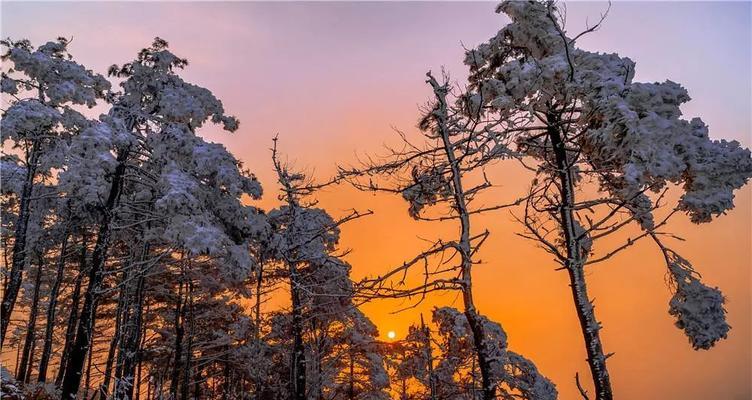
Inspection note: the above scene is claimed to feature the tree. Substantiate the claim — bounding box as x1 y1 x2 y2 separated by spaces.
268 137 373 400
385 308 555 400
343 71 555 400
460 1 752 398
58 37 262 399
387 315 436 399
0 37 109 345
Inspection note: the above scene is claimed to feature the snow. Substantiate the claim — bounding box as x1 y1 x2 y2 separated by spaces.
1 100 61 142
667 251 730 350
431 307 557 400
4 38 110 107
401 167 452 219
0 156 26 195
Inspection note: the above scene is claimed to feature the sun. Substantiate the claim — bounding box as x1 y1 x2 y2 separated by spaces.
387 330 396 340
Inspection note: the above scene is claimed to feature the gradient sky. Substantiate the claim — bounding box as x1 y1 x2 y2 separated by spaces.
2 2 750 399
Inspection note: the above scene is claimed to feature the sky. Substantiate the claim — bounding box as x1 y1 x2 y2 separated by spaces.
2 1 751 399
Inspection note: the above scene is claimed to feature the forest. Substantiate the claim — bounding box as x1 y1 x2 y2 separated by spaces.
1 1 751 400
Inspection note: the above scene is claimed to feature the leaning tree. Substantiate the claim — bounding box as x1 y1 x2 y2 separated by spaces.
460 1 752 398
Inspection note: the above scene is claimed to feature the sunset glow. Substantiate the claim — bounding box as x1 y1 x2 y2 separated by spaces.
1 2 750 400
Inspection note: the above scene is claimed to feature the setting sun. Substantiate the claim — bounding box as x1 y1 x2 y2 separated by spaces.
387 331 396 340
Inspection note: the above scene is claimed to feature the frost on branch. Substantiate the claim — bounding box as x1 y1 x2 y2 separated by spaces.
1 38 110 107
503 352 558 400
666 251 729 350
1 101 60 142
401 166 452 219
267 206 339 263
59 121 120 207
110 37 239 132
0 156 26 195
582 82 752 225
395 324 433 387
464 0 752 227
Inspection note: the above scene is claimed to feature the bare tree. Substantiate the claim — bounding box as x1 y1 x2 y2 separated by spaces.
342 72 554 400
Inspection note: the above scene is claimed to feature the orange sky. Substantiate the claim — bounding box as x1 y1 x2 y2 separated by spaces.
2 2 750 399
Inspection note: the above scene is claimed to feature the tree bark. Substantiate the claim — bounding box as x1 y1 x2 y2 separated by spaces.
61 148 130 399
116 273 146 400
170 280 185 399
420 314 437 400
83 338 94 400
1 141 40 346
100 274 128 399
56 237 87 386
38 230 70 382
429 74 496 400
23 334 38 384
17 261 44 383
180 280 194 400
254 258 265 399
548 115 613 400
289 261 307 400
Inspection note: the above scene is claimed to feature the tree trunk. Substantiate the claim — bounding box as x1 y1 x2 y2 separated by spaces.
429 75 496 400
548 117 613 400
23 334 38 384
289 261 307 400
14 337 22 378
83 339 94 400
61 148 130 400
56 237 87 386
420 314 436 400
1 141 40 346
0 141 39 347
116 273 147 400
170 280 185 399
254 258 264 399
180 281 194 400
17 261 43 383
38 230 70 382
192 364 201 400
135 303 149 400
314 325 324 400
222 360 230 400
100 276 128 399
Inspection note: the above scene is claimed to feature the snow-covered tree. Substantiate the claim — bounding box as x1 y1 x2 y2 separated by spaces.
57 37 263 399
459 1 752 398
386 315 436 399
0 37 110 345
432 307 555 400
385 308 555 400
266 137 374 400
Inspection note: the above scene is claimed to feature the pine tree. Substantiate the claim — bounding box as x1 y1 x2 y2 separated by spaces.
58 37 262 399
0 37 109 346
461 2 752 398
